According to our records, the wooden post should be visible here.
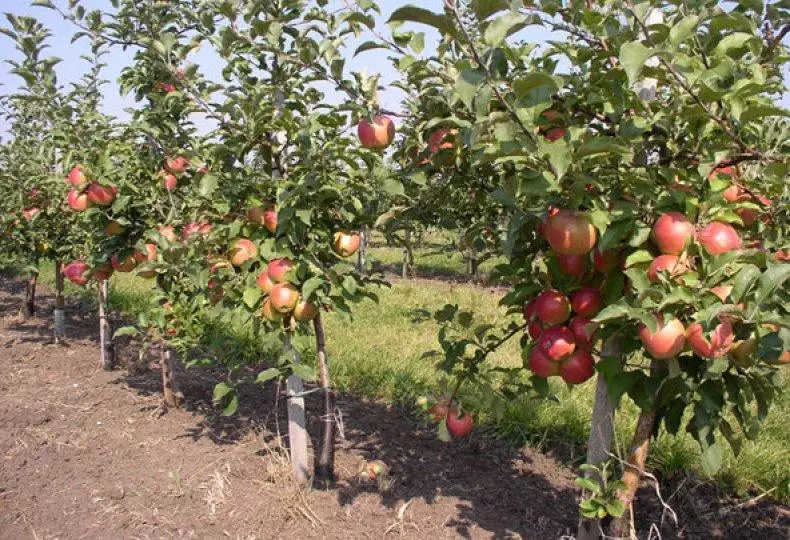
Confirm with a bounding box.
[577,338,621,540]
[24,272,37,318]
[98,280,114,370]
[161,348,179,408]
[356,225,368,274]
[284,330,309,484]
[313,313,335,483]
[53,258,65,340]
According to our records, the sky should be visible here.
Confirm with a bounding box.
[0,1,786,139]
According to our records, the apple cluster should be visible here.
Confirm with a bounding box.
[65,165,118,212]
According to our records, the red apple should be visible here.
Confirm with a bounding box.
[164,155,189,174]
[269,283,299,313]
[710,285,732,302]
[105,221,125,236]
[647,254,686,283]
[92,264,113,282]
[358,115,395,150]
[158,225,179,243]
[333,231,361,257]
[427,128,458,154]
[267,258,295,283]
[293,300,318,322]
[571,287,603,318]
[687,319,735,359]
[22,208,40,221]
[63,261,90,286]
[698,221,741,256]
[261,298,282,322]
[593,248,620,273]
[229,239,258,266]
[545,127,566,141]
[528,346,560,378]
[67,165,89,188]
[446,412,473,438]
[162,172,178,191]
[257,271,275,293]
[538,326,576,361]
[67,190,93,211]
[652,212,694,255]
[528,320,545,340]
[556,254,587,279]
[86,182,117,206]
[522,300,537,321]
[639,315,686,359]
[560,349,595,384]
[569,316,597,348]
[111,252,138,273]
[544,210,597,255]
[534,290,572,326]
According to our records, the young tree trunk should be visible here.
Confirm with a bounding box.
[356,225,368,274]
[577,340,621,540]
[53,259,65,340]
[402,229,413,279]
[161,348,179,408]
[608,358,663,539]
[24,272,38,318]
[284,331,310,485]
[98,280,114,371]
[313,313,335,483]
[469,251,479,281]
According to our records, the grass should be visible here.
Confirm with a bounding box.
[6,252,789,501]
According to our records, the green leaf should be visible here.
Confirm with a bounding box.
[713,32,758,59]
[301,276,324,300]
[730,264,760,302]
[484,13,528,46]
[755,265,790,306]
[388,6,459,38]
[243,287,262,309]
[538,139,571,180]
[291,362,316,381]
[113,325,139,338]
[437,419,451,442]
[455,68,486,110]
[382,177,405,196]
[575,137,631,159]
[354,40,385,56]
[256,367,280,384]
[575,477,601,493]
[669,15,699,46]
[199,173,218,198]
[619,41,656,84]
[739,105,788,123]
[700,441,724,475]
[624,250,653,268]
[605,500,626,518]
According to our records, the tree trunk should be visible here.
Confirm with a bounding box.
[53,259,65,340]
[577,340,621,540]
[469,251,479,281]
[161,348,179,408]
[98,280,114,371]
[608,358,663,539]
[24,272,37,318]
[313,313,335,483]
[402,229,413,279]
[356,225,368,274]
[285,331,310,485]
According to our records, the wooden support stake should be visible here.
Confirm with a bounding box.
[285,331,309,485]
[98,280,114,370]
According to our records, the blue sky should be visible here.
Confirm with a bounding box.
[0,1,786,138]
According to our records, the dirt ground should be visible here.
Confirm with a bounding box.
[0,277,788,539]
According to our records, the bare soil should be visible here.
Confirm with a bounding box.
[0,276,788,539]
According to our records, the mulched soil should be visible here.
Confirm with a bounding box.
[0,275,788,539]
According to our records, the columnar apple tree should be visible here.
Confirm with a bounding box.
[386,1,788,536]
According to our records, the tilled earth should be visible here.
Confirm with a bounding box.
[0,276,788,539]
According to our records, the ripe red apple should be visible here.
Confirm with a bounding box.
[207,278,223,304]
[229,238,258,266]
[164,155,189,174]
[528,346,560,378]
[267,258,295,283]
[141,243,158,262]
[92,264,113,282]
[22,207,40,221]
[560,349,595,385]
[652,212,694,255]
[158,225,179,243]
[105,221,125,236]
[569,316,597,348]
[154,81,176,93]
[687,319,734,359]
[86,182,117,206]
[257,271,275,293]
[534,290,572,326]
[544,210,597,255]
[541,109,563,124]
[538,326,576,361]
[183,222,210,241]
[293,299,318,322]
[67,190,93,211]
[111,252,138,273]
[162,172,178,191]
[593,248,620,273]
[722,184,748,203]
[522,300,537,321]
[736,207,758,227]
[261,298,282,322]
[63,261,90,286]
[571,287,603,318]
[446,412,473,438]
[263,207,277,234]
[427,128,458,154]
[333,231,361,257]
[639,315,686,359]
[698,221,741,256]
[556,254,587,279]
[545,127,566,141]
[647,254,686,283]
[67,165,89,188]
[708,165,738,182]
[358,115,395,150]
[269,283,300,313]
[528,320,545,340]
[429,399,458,422]
[710,285,732,302]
